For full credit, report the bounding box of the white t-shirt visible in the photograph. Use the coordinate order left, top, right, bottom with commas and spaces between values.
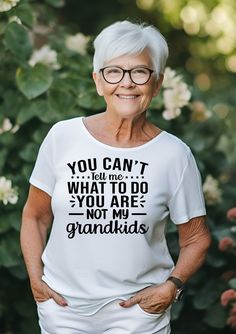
30, 117, 206, 315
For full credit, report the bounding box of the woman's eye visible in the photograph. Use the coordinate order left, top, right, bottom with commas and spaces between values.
107, 68, 121, 74
132, 68, 147, 74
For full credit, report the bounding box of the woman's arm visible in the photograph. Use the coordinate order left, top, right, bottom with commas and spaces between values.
170, 215, 211, 282
20, 185, 67, 306
120, 216, 211, 313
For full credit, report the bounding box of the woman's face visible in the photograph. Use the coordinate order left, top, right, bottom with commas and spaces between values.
93, 50, 163, 119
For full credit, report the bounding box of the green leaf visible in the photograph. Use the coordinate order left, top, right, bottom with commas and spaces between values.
16, 64, 53, 99
0, 217, 12, 234
32, 125, 51, 144
17, 103, 38, 125
171, 301, 184, 321
193, 281, 225, 310
77, 89, 106, 110
0, 234, 21, 268
213, 228, 234, 241
204, 303, 228, 329
149, 95, 163, 109
45, 0, 65, 8
4, 22, 32, 61
36, 102, 63, 123
48, 89, 76, 115
18, 100, 61, 124
229, 278, 236, 290
0, 148, 7, 172
8, 265, 28, 280
19, 142, 39, 162
17, 100, 49, 125
8, 212, 21, 232
0, 22, 6, 35
0, 90, 25, 119
21, 163, 34, 181
51, 75, 92, 95
0, 132, 15, 147
10, 4, 34, 27
206, 252, 227, 268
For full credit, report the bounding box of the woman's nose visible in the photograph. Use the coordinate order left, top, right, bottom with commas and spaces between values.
120, 72, 135, 87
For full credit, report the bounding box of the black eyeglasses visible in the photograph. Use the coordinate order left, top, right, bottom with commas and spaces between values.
99, 66, 154, 85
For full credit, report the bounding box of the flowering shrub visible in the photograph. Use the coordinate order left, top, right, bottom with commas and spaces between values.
220, 207, 236, 329
227, 208, 236, 221
0, 176, 18, 205
0, 0, 20, 12
203, 175, 222, 206
221, 290, 236, 328
219, 237, 235, 252
28, 45, 61, 70
162, 67, 191, 120
0, 1, 236, 333
0, 117, 19, 134
65, 33, 90, 55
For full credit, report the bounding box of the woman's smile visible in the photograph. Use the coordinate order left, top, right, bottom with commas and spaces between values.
116, 94, 139, 99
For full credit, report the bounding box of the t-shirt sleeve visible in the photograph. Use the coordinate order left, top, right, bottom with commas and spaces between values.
29, 126, 55, 196
168, 150, 206, 224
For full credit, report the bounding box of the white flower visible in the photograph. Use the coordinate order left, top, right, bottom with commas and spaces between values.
162, 83, 191, 120
162, 67, 192, 120
163, 67, 182, 88
231, 226, 236, 233
203, 175, 222, 206
0, 176, 18, 205
65, 33, 90, 55
0, 0, 20, 12
0, 118, 13, 134
162, 108, 181, 120
0, 118, 20, 134
28, 45, 61, 70
0, 118, 12, 132
11, 124, 20, 133
8, 15, 22, 24
164, 82, 191, 109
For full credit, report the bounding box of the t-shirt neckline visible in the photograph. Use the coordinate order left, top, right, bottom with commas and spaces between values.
80, 117, 166, 151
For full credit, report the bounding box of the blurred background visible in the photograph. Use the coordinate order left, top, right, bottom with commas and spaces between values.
0, 0, 236, 333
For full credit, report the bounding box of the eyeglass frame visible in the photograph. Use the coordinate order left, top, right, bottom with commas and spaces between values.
99, 66, 155, 85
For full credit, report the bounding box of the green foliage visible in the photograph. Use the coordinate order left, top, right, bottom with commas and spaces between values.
0, 2, 101, 332
0, 1, 236, 333
229, 278, 236, 290
204, 303, 228, 329
4, 22, 32, 60
16, 64, 53, 99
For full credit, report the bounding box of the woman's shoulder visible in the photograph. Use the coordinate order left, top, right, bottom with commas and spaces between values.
161, 131, 191, 157
158, 132, 195, 172
47, 117, 83, 137
52, 116, 82, 131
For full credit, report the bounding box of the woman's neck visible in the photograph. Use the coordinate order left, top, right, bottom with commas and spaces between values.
84, 111, 161, 148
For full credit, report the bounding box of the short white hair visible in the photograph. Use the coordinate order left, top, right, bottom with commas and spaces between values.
93, 20, 169, 76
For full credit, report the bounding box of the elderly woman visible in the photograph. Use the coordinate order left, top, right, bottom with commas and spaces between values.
21, 20, 211, 334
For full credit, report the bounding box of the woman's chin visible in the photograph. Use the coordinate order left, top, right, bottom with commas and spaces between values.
109, 108, 145, 119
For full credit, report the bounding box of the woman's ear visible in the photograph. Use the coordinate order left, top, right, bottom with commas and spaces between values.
93, 72, 104, 96
153, 74, 164, 97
